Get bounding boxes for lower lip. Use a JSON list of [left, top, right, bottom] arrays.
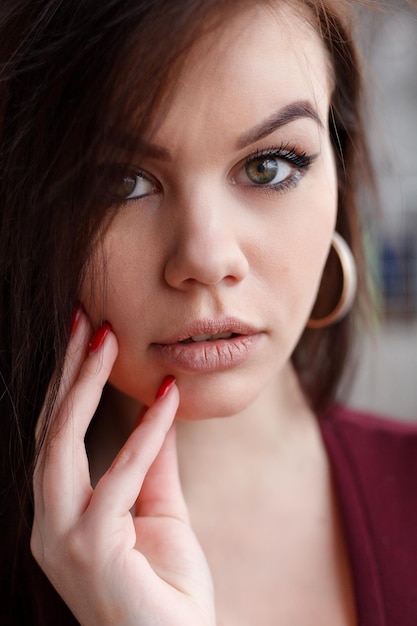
[[151, 334, 262, 373]]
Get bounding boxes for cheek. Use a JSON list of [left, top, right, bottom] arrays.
[[79, 240, 151, 368], [78, 162, 337, 410], [82, 238, 165, 405], [260, 180, 337, 325], [79, 251, 109, 327], [80, 221, 153, 320]]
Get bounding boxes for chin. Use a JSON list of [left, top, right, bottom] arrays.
[[173, 381, 264, 421], [175, 400, 248, 421]]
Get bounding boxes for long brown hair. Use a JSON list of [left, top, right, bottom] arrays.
[[0, 0, 374, 623]]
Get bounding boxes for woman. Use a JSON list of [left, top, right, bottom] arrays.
[[1, 0, 416, 624]]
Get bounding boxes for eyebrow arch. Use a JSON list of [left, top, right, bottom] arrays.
[[129, 141, 172, 161], [137, 141, 171, 161], [235, 100, 324, 150], [106, 127, 172, 161]]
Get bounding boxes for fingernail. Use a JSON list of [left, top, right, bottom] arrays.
[[70, 304, 83, 335], [155, 375, 176, 400], [88, 321, 112, 353]]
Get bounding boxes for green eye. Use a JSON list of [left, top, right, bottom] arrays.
[[245, 156, 293, 185]]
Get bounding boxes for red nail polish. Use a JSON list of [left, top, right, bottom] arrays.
[[88, 322, 112, 353], [70, 304, 83, 335], [155, 375, 176, 400]]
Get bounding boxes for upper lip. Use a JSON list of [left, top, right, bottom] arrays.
[[154, 317, 261, 345]]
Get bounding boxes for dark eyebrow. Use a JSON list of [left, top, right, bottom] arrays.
[[235, 100, 324, 150], [106, 126, 171, 161], [136, 141, 171, 161], [106, 99, 323, 160]]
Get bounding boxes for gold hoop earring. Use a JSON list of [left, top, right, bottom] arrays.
[[307, 232, 357, 329]]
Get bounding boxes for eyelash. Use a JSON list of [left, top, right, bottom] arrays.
[[105, 142, 316, 204], [241, 143, 316, 195]]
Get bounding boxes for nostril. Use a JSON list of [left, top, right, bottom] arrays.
[[163, 221, 249, 289]]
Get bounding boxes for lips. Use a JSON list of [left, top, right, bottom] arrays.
[[155, 318, 259, 345], [150, 318, 262, 373]]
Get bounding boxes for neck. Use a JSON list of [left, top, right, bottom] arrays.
[[89, 363, 321, 490], [175, 364, 321, 495]]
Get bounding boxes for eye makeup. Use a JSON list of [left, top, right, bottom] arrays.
[[233, 142, 318, 195]]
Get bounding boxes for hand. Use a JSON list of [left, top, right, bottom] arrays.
[[31, 310, 215, 626]]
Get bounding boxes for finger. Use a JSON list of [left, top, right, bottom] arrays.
[[89, 380, 180, 520], [35, 308, 92, 445], [37, 327, 118, 529], [53, 308, 93, 415], [135, 423, 189, 523], [33, 310, 93, 517]]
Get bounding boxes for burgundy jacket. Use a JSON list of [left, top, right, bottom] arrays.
[[320, 407, 417, 625]]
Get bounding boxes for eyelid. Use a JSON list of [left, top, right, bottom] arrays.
[[243, 143, 316, 169], [128, 165, 161, 186], [230, 142, 317, 188], [125, 171, 159, 200], [234, 145, 318, 201], [105, 163, 162, 202]]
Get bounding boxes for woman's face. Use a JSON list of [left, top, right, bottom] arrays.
[[82, 3, 337, 419]]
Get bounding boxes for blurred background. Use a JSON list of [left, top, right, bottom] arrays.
[[345, 0, 417, 421]]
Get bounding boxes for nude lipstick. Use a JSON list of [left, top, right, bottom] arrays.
[[151, 317, 262, 373]]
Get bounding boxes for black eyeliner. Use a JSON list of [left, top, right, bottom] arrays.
[[244, 143, 317, 170]]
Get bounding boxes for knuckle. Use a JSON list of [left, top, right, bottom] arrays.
[[31, 523, 93, 573], [110, 444, 148, 478], [66, 531, 93, 569], [77, 361, 101, 383]]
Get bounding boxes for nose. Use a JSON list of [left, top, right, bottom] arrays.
[[163, 194, 249, 289]]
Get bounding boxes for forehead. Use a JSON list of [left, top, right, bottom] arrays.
[[150, 3, 331, 148]]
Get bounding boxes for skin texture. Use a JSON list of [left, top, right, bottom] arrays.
[[31, 5, 352, 626], [81, 2, 337, 420]]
